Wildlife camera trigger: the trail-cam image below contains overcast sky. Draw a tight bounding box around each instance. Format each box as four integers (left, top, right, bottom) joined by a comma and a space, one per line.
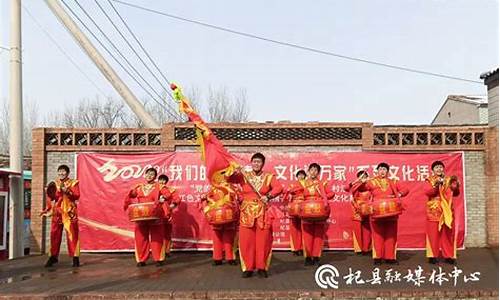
0, 0, 498, 125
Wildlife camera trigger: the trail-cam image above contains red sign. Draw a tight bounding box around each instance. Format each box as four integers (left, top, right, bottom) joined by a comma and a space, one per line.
76, 152, 465, 251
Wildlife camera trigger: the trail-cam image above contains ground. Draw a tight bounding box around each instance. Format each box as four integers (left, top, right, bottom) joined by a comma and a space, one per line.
0, 248, 498, 299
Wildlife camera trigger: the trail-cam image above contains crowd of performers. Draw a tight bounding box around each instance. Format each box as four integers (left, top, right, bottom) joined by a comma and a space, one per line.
41, 155, 460, 278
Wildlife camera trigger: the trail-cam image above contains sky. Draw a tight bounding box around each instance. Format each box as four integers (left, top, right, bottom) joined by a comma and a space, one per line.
0, 0, 498, 125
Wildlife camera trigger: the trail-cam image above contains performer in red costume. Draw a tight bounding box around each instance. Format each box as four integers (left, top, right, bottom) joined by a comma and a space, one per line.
124, 168, 165, 267
283, 170, 307, 256
346, 170, 372, 255
228, 153, 283, 278
158, 174, 181, 258
41, 164, 81, 268
423, 160, 460, 265
200, 182, 240, 266
363, 162, 409, 265
301, 163, 334, 266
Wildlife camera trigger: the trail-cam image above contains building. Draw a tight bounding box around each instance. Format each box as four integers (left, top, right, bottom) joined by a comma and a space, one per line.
480, 68, 499, 128
431, 95, 488, 125
481, 67, 499, 247
0, 169, 22, 260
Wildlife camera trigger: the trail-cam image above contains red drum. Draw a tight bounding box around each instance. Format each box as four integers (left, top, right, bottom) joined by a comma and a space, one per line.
205, 206, 236, 225
371, 198, 402, 219
46, 181, 57, 200
357, 200, 372, 216
299, 200, 330, 222
287, 201, 302, 217
128, 202, 160, 222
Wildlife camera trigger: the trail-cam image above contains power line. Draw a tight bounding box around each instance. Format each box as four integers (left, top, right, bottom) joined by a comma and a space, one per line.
72, 0, 181, 121
22, 5, 107, 98
110, 0, 482, 84
72, 0, 164, 102
106, 0, 173, 87
92, 0, 180, 120
61, 0, 181, 121
94, 0, 175, 103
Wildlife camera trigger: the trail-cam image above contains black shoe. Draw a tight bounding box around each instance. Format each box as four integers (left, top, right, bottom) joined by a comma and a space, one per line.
385, 259, 399, 265
373, 259, 383, 265
72, 257, 80, 267
292, 250, 299, 256
428, 257, 438, 264
44, 256, 58, 268
297, 250, 303, 256
227, 259, 237, 265
212, 260, 223, 266
362, 251, 371, 256
136, 262, 146, 267
445, 258, 456, 265
304, 257, 314, 266
356, 251, 363, 256
242, 271, 253, 278
155, 260, 165, 267
313, 257, 320, 265
257, 269, 268, 278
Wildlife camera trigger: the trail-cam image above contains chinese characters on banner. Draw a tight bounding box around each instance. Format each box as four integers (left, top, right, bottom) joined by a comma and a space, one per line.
76, 152, 465, 251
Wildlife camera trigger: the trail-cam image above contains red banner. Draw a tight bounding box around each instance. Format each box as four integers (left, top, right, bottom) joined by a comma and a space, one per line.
76, 152, 465, 251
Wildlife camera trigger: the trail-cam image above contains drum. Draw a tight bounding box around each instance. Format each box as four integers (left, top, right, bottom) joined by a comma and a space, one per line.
128, 202, 160, 222
357, 201, 372, 216
299, 200, 330, 222
46, 181, 57, 200
371, 198, 402, 219
205, 206, 236, 225
287, 201, 302, 217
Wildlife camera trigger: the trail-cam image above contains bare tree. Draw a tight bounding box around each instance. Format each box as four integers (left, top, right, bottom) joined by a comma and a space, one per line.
207, 86, 230, 122
146, 92, 182, 125
0, 97, 41, 156
206, 86, 250, 122
79, 98, 101, 128
23, 99, 39, 156
229, 88, 250, 122
101, 97, 126, 128
184, 85, 203, 116
42, 110, 64, 127
54, 96, 127, 128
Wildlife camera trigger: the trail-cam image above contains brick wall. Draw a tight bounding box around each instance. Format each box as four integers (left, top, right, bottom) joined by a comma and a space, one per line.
463, 151, 487, 247
485, 71, 499, 246
485, 127, 499, 246
30, 128, 45, 253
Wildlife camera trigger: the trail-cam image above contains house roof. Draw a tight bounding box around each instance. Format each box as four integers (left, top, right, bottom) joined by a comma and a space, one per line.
480, 68, 499, 88
0, 168, 22, 176
446, 95, 487, 105
431, 95, 487, 124
480, 68, 499, 80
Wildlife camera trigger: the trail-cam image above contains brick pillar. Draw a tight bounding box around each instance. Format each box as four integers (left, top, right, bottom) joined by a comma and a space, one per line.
30, 128, 46, 253
361, 123, 374, 149
486, 127, 499, 247
162, 123, 176, 152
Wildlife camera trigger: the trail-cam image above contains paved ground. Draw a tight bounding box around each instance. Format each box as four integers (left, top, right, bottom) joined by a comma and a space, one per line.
0, 248, 497, 299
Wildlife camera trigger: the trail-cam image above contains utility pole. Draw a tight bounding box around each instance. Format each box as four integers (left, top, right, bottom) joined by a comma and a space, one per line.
9, 0, 25, 259
45, 0, 159, 128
